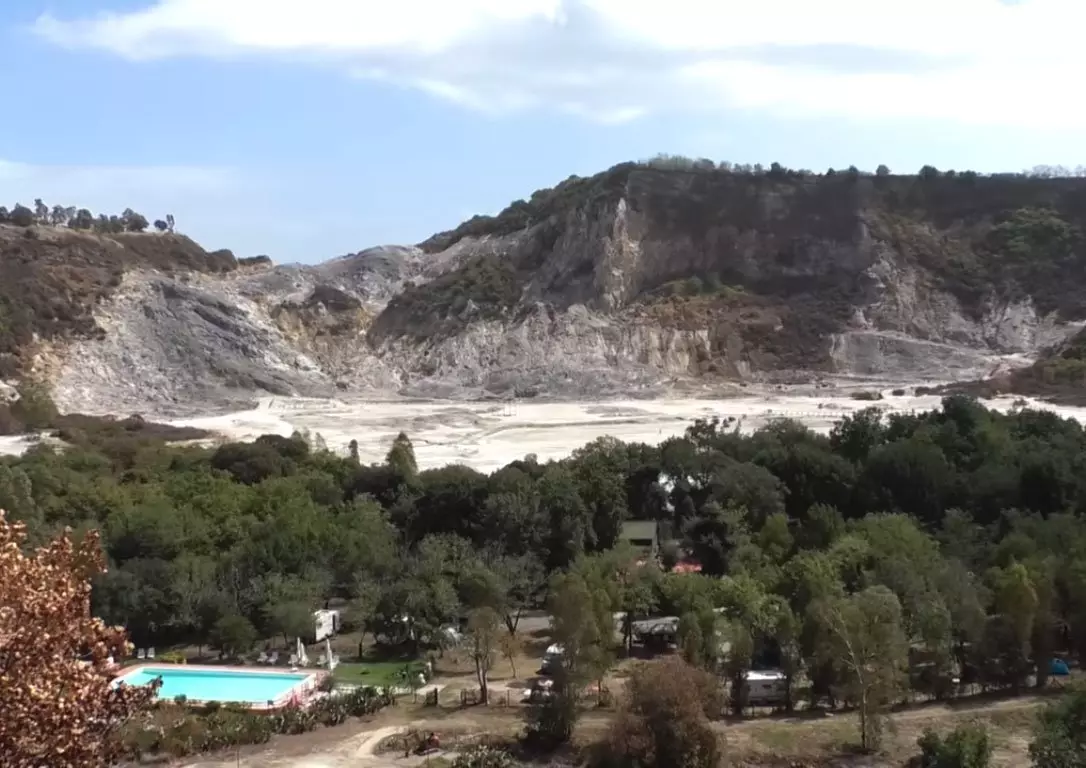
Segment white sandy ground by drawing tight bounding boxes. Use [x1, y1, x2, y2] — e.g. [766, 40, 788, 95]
[149, 387, 1086, 473]
[4, 386, 1083, 472]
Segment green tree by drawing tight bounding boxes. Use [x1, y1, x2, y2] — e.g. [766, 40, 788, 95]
[684, 502, 746, 576]
[991, 560, 1039, 693]
[708, 461, 785, 530]
[466, 606, 501, 704]
[386, 432, 418, 479]
[817, 586, 908, 752]
[830, 407, 886, 463]
[348, 573, 380, 640]
[210, 614, 257, 658]
[69, 208, 94, 229]
[10, 204, 34, 227]
[917, 723, 992, 768]
[537, 561, 616, 743]
[571, 436, 630, 551]
[11, 380, 58, 429]
[678, 611, 706, 668]
[549, 564, 615, 686]
[489, 551, 545, 634]
[1030, 687, 1086, 767]
[453, 745, 514, 768]
[538, 465, 590, 570]
[0, 464, 43, 537]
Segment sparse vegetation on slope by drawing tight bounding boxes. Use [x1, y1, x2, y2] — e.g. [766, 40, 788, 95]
[0, 222, 238, 379]
[371, 160, 1086, 380]
[8, 161, 1086, 406]
[943, 326, 1086, 404]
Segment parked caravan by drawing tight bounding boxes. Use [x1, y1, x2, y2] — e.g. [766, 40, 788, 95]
[744, 670, 788, 706]
[312, 609, 341, 643]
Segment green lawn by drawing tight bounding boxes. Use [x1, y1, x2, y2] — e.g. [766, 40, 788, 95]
[332, 660, 425, 688]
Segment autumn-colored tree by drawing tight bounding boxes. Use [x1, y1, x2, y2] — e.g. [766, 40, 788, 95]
[0, 511, 156, 767]
[606, 657, 725, 768]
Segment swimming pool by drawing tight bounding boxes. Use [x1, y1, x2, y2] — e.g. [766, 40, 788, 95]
[116, 666, 315, 706]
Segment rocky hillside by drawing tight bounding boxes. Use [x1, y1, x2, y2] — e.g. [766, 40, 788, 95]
[365, 163, 1086, 394]
[5, 161, 1086, 415]
[942, 325, 1086, 405]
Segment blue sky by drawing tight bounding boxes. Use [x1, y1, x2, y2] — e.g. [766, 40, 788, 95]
[1, 0, 1083, 263]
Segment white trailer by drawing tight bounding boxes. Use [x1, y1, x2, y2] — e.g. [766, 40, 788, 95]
[312, 609, 341, 643]
[744, 670, 788, 706]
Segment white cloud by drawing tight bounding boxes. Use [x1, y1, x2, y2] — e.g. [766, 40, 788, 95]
[31, 0, 1086, 127]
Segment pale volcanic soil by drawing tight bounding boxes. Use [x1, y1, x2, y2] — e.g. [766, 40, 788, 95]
[164, 385, 1077, 472]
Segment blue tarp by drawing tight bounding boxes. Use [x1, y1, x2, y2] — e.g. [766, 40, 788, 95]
[1050, 658, 1071, 676]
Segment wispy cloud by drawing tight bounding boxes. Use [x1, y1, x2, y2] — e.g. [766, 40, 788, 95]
[31, 0, 1086, 127]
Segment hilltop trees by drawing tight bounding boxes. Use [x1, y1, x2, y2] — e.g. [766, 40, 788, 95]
[0, 198, 172, 234]
[8, 204, 34, 227]
[0, 511, 155, 767]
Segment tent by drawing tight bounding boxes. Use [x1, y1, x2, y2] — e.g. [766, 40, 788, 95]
[1050, 658, 1070, 677]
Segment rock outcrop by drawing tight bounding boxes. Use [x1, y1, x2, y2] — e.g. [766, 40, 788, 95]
[7, 162, 1086, 415]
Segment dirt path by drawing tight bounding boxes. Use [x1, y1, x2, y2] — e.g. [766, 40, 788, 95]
[719, 692, 1049, 767]
[182, 722, 419, 768]
[181, 689, 1052, 768]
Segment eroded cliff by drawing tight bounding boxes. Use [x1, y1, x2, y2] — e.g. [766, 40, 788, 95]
[7, 162, 1086, 414]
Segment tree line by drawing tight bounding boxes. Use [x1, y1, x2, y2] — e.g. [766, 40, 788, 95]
[0, 198, 176, 235]
[5, 396, 1086, 753]
[640, 154, 1086, 181]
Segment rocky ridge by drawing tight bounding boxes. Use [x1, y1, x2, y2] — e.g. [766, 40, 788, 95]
[6, 163, 1086, 416]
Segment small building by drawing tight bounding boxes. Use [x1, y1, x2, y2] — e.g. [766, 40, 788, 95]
[620, 520, 659, 559]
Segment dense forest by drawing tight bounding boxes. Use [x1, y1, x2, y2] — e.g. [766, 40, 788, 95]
[4, 395, 1086, 710]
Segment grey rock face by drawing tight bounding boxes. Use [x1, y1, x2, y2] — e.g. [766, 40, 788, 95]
[49, 186, 1084, 414]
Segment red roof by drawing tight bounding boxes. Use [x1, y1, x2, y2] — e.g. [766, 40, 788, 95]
[672, 560, 702, 573]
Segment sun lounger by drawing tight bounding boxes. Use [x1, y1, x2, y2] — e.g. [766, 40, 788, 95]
[288, 654, 298, 666]
[257, 652, 269, 664]
[137, 649, 146, 660]
[317, 653, 327, 667]
[268, 651, 279, 665]
[147, 648, 155, 659]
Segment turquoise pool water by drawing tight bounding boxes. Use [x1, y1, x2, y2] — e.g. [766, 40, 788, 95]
[117, 667, 310, 704]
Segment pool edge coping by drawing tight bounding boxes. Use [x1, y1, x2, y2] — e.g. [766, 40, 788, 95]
[114, 663, 325, 710]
